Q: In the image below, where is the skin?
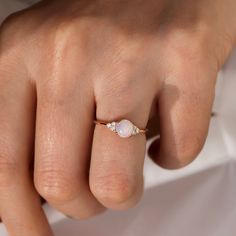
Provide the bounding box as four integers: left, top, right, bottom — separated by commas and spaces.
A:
0, 0, 235, 235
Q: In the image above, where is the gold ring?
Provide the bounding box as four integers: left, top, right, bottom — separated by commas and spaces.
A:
94, 119, 148, 138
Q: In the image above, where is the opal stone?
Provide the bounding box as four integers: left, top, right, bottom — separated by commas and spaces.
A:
115, 119, 134, 138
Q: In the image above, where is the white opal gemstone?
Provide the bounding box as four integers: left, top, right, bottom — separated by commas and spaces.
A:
115, 119, 134, 138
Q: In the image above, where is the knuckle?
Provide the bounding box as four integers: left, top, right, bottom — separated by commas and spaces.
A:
96, 77, 145, 121
100, 77, 135, 105
0, 12, 29, 71
0, 12, 24, 48
91, 172, 137, 205
175, 40, 205, 63
165, 27, 209, 64
35, 167, 79, 204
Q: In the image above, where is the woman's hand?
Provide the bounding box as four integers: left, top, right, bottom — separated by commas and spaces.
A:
0, 0, 235, 235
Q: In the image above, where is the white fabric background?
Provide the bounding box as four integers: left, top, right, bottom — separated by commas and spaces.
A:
0, 1, 236, 235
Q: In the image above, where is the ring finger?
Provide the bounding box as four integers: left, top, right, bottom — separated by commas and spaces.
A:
90, 77, 155, 210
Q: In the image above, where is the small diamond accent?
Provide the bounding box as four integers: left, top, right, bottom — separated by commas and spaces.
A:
132, 126, 140, 135
107, 122, 116, 132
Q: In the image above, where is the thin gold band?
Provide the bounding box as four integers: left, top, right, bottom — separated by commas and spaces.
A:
93, 120, 148, 134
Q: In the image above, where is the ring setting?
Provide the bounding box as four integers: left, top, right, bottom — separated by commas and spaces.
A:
94, 119, 147, 138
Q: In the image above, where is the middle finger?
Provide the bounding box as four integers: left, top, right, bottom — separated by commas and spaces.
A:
34, 72, 105, 219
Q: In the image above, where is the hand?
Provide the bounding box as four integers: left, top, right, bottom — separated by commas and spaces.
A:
0, 0, 235, 235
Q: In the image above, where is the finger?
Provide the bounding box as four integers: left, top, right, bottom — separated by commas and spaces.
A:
34, 74, 105, 219
149, 62, 217, 169
0, 68, 52, 235
90, 81, 154, 210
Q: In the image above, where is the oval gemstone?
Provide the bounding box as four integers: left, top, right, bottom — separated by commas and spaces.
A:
115, 119, 134, 138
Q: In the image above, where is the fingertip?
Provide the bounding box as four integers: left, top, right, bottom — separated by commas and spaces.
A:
90, 171, 143, 210
148, 136, 205, 170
